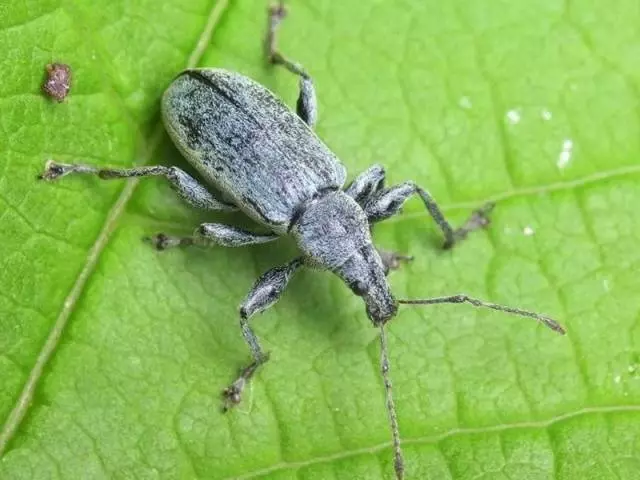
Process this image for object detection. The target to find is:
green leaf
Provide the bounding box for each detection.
[2,0,640,478]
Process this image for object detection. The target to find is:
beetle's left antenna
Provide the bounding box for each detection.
[398,296,565,334]
[379,325,404,480]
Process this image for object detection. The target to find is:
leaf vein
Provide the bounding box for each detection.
[0,0,232,458]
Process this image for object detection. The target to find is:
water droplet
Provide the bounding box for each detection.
[459,96,472,109]
[506,109,521,124]
[557,139,573,169]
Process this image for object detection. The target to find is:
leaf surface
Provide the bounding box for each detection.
[1,0,640,478]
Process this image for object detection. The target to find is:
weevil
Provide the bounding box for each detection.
[38,4,565,478]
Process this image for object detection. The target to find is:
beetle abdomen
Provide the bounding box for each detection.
[162,68,346,233]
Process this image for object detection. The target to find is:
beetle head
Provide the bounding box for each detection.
[292,191,398,325]
[336,245,399,325]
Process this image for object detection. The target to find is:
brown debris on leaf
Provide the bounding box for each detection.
[42,63,72,102]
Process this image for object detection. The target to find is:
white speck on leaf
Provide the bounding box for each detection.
[603,279,610,292]
[459,96,472,109]
[506,109,521,124]
[614,375,622,384]
[541,109,552,121]
[629,365,637,373]
[557,139,573,169]
[523,226,535,236]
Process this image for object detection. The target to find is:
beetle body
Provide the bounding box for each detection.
[162,68,397,324]
[162,68,346,235]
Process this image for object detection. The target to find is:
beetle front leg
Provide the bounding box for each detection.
[223,258,304,411]
[265,1,317,128]
[365,181,494,249]
[147,223,278,251]
[345,164,386,206]
[39,160,236,212]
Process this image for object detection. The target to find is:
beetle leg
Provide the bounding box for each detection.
[39,160,237,212]
[345,164,386,206]
[265,2,317,128]
[377,248,413,275]
[364,181,494,250]
[146,223,278,251]
[223,258,304,411]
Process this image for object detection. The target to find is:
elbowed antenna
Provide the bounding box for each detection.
[398,295,566,334]
[379,326,405,480]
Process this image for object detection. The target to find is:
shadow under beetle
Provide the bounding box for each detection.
[39,3,565,478]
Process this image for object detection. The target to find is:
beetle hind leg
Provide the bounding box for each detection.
[146,223,278,251]
[39,160,237,212]
[265,2,317,128]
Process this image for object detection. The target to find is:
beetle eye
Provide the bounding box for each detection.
[350,280,367,296]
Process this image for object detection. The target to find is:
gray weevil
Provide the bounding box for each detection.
[38,4,565,479]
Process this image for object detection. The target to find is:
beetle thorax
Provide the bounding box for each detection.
[291,190,371,270]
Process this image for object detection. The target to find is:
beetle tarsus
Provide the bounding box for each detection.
[222,355,269,412]
[144,233,193,251]
[378,249,413,275]
[221,379,245,412]
[266,1,288,64]
[265,1,317,127]
[38,160,73,181]
[446,202,495,249]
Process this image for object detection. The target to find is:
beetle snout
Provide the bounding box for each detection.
[365,295,399,326]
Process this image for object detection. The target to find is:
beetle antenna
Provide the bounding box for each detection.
[379,325,405,479]
[398,295,565,334]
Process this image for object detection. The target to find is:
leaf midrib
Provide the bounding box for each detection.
[0,0,231,457]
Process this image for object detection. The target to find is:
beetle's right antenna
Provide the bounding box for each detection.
[379,325,405,480]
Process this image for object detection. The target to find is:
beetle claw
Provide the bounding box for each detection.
[38,160,68,181]
[447,202,495,248]
[144,233,193,251]
[221,379,246,413]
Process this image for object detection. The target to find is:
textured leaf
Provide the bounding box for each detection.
[2,0,640,478]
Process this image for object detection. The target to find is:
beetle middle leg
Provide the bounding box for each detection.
[223,258,304,411]
[39,160,236,212]
[146,223,278,251]
[348,166,493,249]
[265,1,317,128]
